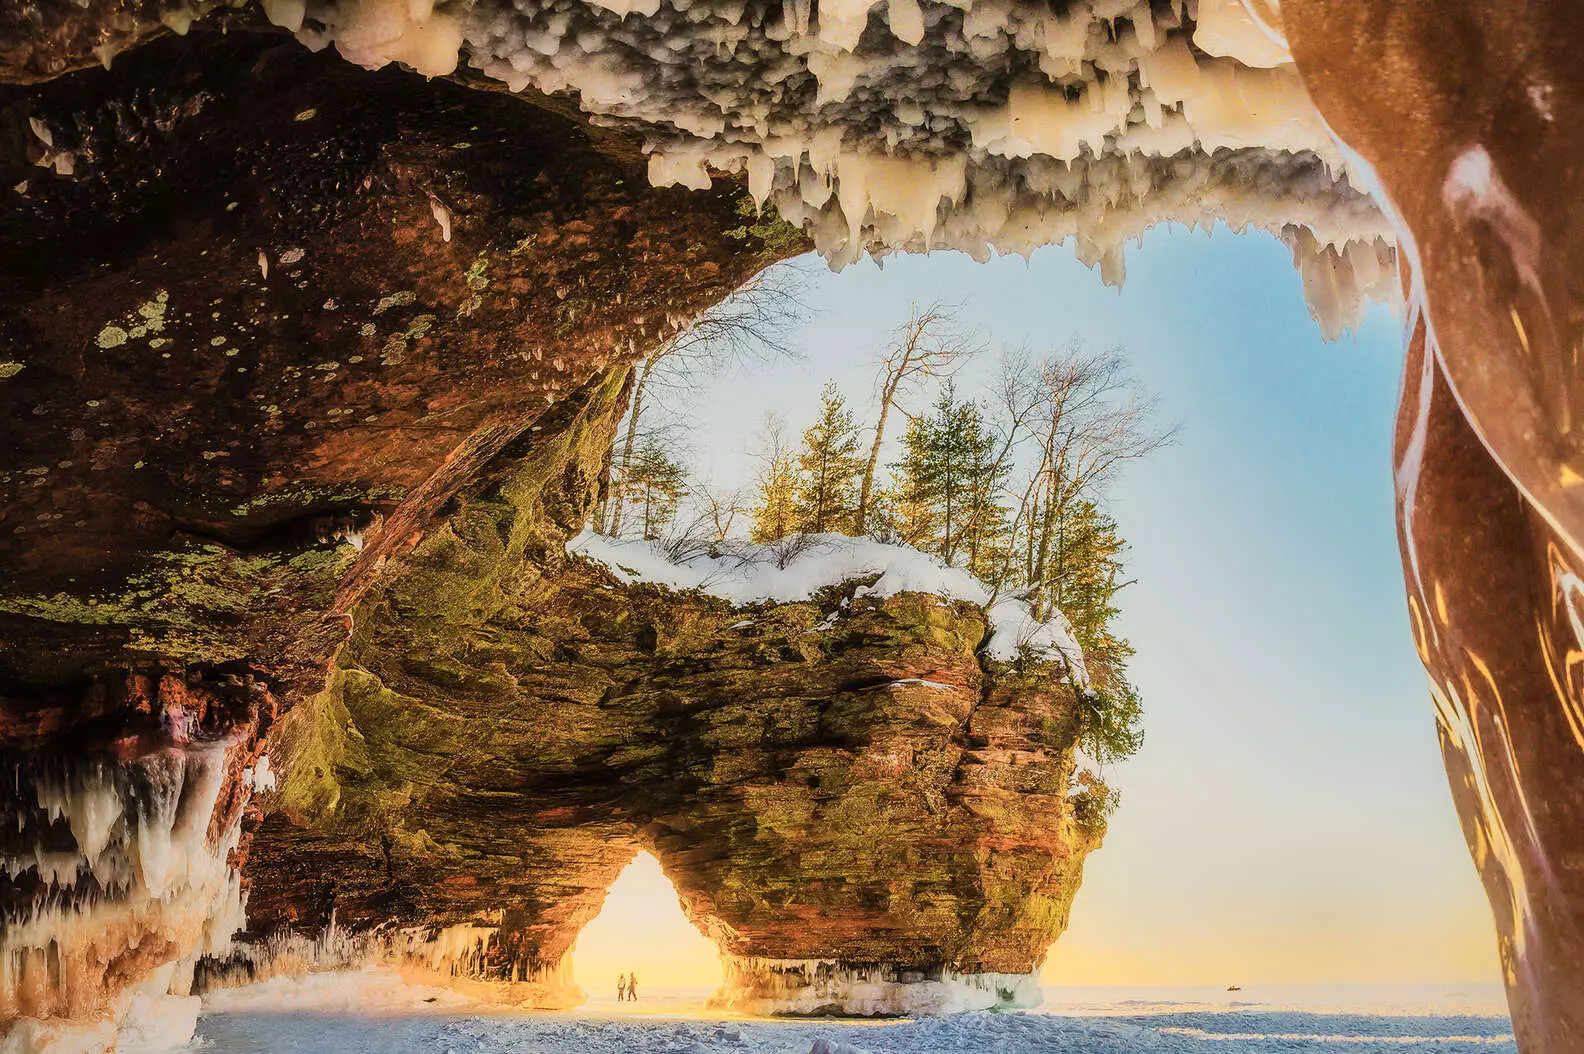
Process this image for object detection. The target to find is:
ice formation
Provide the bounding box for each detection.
[268,0,1397,336]
[714,957,1042,1016]
[204,915,578,1001]
[567,529,1088,683]
[1,742,251,1051]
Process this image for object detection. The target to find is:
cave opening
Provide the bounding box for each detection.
[635,228,1494,992]
[4,0,1579,1046]
[572,851,725,1004]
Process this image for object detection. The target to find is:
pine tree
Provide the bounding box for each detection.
[891,385,1008,567]
[891,414,941,551]
[624,442,688,541]
[955,401,1010,580]
[793,382,863,534]
[1051,499,1131,677]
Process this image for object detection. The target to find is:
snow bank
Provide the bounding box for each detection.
[200,967,476,1015]
[264,0,1394,338]
[116,993,202,1054]
[567,530,1087,684]
[190,985,1517,1052]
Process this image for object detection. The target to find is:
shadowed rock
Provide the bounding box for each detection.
[0,31,794,1046]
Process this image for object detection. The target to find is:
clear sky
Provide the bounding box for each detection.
[572,225,1501,990]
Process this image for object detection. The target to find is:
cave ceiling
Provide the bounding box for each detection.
[9,1,1584,1052]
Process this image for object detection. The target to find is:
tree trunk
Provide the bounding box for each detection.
[856,374,900,533]
[608,359,654,538]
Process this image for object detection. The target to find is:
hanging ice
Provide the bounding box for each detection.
[2,742,255,1052]
[267,0,1396,335]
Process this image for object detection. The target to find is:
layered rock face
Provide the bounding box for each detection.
[227,368,1098,1015]
[8,0,1584,1051]
[0,29,793,1047]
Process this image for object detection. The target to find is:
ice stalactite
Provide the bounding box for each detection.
[264,0,1396,336]
[195,918,581,1007]
[712,958,1043,1016]
[1,742,253,1053]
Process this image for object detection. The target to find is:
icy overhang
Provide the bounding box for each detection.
[269,0,1395,335]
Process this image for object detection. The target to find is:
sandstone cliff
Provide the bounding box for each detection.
[0,31,800,1046]
[0,27,1096,1039]
[228,363,1104,1016]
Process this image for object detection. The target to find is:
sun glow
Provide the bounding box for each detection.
[572,852,725,996]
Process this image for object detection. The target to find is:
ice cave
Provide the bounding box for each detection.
[1,0,1582,1051]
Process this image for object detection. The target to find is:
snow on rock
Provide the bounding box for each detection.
[567,530,1087,684]
[985,597,1089,686]
[268,0,1395,337]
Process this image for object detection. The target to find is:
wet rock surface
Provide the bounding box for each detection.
[1286,3,1584,1050]
[0,32,783,703]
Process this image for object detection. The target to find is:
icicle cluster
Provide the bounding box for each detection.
[715,956,1042,1015]
[202,916,576,991]
[267,0,1396,335]
[2,744,253,1048]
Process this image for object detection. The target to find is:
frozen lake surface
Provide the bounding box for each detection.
[188,976,1515,1053]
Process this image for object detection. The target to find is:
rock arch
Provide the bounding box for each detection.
[228,366,1098,1013]
[3,1,1584,1050]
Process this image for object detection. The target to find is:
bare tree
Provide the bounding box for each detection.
[605,356,661,538]
[696,481,748,543]
[854,301,983,532]
[989,347,1174,616]
[602,264,809,536]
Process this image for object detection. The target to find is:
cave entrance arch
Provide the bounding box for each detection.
[572,851,725,1003]
[7,2,1584,1049]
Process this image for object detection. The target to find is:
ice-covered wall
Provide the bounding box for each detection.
[1,743,253,1052]
[196,916,581,1005]
[269,0,1395,336]
[713,957,1042,1016]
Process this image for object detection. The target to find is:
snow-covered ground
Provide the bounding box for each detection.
[189,973,1515,1053]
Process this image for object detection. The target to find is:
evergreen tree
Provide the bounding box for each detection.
[793,382,863,534]
[1050,499,1132,680]
[892,385,1009,568]
[956,402,1011,581]
[892,413,941,551]
[624,442,688,540]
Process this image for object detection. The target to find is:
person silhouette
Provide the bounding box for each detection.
[617,973,627,1001]
[627,972,638,1001]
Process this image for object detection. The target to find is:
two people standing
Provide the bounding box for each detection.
[616,972,639,1001]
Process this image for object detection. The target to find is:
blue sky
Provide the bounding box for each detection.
[654,225,1498,984]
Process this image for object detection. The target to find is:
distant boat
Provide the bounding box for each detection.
[1226,986,1242,992]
